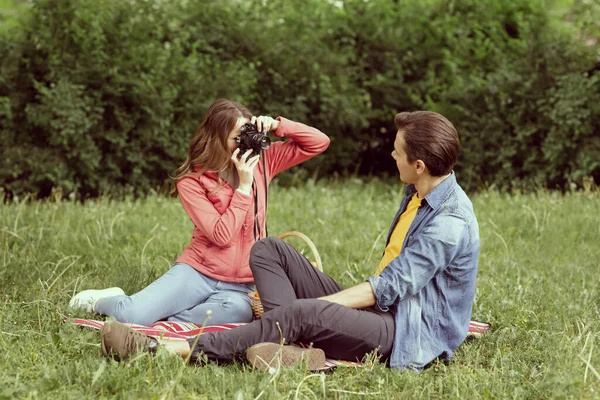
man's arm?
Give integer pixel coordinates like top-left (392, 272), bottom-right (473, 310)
top-left (318, 282), bottom-right (376, 309)
top-left (319, 214), bottom-right (468, 311)
top-left (370, 213), bottom-right (467, 311)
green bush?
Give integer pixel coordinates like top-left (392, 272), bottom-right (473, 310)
top-left (1, 0), bottom-right (598, 198)
top-left (1, 0), bottom-right (258, 198)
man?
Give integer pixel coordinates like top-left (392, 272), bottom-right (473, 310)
top-left (100, 111), bottom-right (480, 372)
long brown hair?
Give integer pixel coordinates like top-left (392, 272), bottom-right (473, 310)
top-left (171, 99), bottom-right (252, 196)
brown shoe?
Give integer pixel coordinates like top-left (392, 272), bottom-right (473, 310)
top-left (245, 343), bottom-right (325, 372)
top-left (100, 321), bottom-right (157, 360)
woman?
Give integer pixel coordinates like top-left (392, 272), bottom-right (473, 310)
top-left (69, 99), bottom-right (330, 326)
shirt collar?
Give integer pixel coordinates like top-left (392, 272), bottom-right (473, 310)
top-left (403, 171), bottom-right (457, 210)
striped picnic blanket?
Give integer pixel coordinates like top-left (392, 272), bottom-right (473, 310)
top-left (73, 319), bottom-right (491, 370)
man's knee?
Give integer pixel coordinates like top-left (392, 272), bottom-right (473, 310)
top-left (251, 237), bottom-right (284, 257)
top-left (250, 237), bottom-right (285, 269)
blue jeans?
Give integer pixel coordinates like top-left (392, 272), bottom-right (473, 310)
top-left (94, 263), bottom-right (254, 326)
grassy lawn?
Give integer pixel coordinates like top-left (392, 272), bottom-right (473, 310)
top-left (0, 179), bottom-right (599, 399)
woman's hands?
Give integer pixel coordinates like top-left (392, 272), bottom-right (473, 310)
top-left (230, 115), bottom-right (278, 196)
top-left (231, 149), bottom-right (260, 196)
top-left (251, 115), bottom-right (279, 133)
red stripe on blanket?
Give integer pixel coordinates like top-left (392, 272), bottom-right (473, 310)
top-left (468, 320), bottom-right (491, 336)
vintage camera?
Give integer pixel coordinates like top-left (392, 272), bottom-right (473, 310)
top-left (236, 123), bottom-right (271, 157)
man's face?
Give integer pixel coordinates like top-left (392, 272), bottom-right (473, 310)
top-left (392, 129), bottom-right (418, 184)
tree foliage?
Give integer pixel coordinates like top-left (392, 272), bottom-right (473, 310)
top-left (1, 0), bottom-right (598, 198)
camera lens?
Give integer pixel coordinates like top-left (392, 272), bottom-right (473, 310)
top-left (259, 136), bottom-right (270, 150)
top-left (252, 134), bottom-right (271, 151)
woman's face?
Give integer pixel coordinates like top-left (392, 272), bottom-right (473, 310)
top-left (226, 116), bottom-right (251, 153)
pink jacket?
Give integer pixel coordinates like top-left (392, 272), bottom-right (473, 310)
top-left (175, 117), bottom-right (330, 283)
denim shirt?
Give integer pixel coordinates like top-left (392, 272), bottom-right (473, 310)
top-left (368, 172), bottom-right (480, 371)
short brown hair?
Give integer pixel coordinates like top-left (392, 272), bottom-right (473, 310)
top-left (394, 111), bottom-right (460, 176)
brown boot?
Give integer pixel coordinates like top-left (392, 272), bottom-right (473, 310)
top-left (245, 342), bottom-right (325, 372)
top-left (100, 321), bottom-right (158, 360)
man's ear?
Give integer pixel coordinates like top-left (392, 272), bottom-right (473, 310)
top-left (415, 160), bottom-right (427, 175)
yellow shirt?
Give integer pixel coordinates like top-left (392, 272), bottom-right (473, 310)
top-left (376, 194), bottom-right (421, 275)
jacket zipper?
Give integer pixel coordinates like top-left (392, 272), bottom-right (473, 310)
top-left (233, 223), bottom-right (248, 283)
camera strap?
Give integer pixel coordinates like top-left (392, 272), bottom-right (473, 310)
top-left (252, 153), bottom-right (269, 242)
top-left (262, 154), bottom-right (269, 238)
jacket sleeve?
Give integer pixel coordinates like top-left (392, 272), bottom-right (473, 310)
top-left (177, 177), bottom-right (252, 247)
top-left (367, 213), bottom-right (467, 311)
top-left (265, 117), bottom-right (330, 179)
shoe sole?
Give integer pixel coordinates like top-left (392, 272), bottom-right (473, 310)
top-left (246, 343), bottom-right (325, 372)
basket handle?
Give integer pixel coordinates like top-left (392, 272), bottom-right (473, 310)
top-left (278, 231), bottom-right (323, 272)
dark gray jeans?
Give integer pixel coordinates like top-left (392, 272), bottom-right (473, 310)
top-left (189, 237), bottom-right (395, 364)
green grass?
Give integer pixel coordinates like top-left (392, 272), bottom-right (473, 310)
top-left (1, 179), bottom-right (599, 399)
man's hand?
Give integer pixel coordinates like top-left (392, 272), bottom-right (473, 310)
top-left (318, 282), bottom-right (377, 309)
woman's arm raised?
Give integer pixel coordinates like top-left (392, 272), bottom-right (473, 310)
top-left (265, 117), bottom-right (330, 179)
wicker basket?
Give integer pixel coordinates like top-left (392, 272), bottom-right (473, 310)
top-left (249, 231), bottom-right (322, 318)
